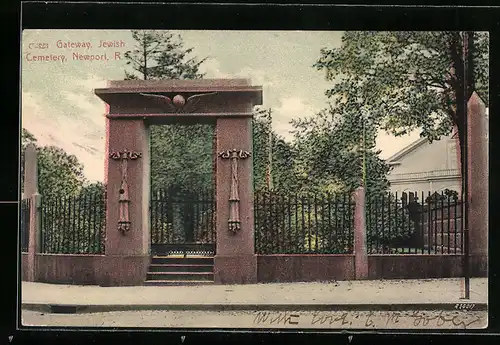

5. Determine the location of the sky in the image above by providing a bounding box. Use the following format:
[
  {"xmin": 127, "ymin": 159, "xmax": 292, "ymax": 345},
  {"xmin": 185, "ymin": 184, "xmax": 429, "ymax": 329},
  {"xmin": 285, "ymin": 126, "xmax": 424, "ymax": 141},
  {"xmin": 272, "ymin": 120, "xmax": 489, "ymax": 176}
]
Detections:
[{"xmin": 21, "ymin": 30, "xmax": 421, "ymax": 182}]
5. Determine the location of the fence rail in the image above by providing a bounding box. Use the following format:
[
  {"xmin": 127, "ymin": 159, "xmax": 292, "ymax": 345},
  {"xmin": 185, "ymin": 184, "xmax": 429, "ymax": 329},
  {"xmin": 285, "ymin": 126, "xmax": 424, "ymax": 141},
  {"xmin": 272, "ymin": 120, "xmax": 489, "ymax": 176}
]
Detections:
[
  {"xmin": 255, "ymin": 191, "xmax": 355, "ymax": 254},
  {"xmin": 20, "ymin": 199, "xmax": 31, "ymax": 252},
  {"xmin": 40, "ymin": 192, "xmax": 106, "ymax": 254},
  {"xmin": 366, "ymin": 191, "xmax": 463, "ymax": 255},
  {"xmin": 25, "ymin": 187, "xmax": 463, "ymax": 256},
  {"xmin": 150, "ymin": 188, "xmax": 215, "ymax": 246}
]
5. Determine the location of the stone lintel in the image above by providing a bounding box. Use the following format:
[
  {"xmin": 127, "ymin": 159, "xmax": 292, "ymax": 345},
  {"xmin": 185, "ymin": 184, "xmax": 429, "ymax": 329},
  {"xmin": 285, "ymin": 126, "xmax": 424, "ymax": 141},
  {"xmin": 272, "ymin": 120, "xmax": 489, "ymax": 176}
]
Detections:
[{"xmin": 94, "ymin": 79, "xmax": 263, "ymax": 114}]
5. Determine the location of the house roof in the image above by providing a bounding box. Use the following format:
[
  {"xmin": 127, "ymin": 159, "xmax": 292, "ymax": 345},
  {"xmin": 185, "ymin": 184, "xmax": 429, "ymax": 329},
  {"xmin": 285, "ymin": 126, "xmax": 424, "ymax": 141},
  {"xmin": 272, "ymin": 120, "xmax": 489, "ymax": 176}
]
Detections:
[
  {"xmin": 384, "ymin": 102, "xmax": 488, "ymax": 164},
  {"xmin": 384, "ymin": 137, "xmax": 429, "ymax": 163}
]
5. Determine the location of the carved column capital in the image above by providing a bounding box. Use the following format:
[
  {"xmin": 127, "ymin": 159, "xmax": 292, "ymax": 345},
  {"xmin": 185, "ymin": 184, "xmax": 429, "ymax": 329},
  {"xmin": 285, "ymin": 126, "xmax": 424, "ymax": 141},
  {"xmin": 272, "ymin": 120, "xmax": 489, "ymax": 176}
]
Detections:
[
  {"xmin": 109, "ymin": 149, "xmax": 142, "ymax": 160},
  {"xmin": 218, "ymin": 149, "xmax": 251, "ymax": 160}
]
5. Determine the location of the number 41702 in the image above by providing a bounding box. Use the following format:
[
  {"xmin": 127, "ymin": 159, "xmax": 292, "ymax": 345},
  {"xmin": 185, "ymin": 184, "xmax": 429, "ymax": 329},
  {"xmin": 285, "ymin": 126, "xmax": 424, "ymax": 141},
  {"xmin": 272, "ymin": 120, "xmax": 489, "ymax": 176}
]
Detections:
[{"xmin": 455, "ymin": 303, "xmax": 475, "ymax": 310}]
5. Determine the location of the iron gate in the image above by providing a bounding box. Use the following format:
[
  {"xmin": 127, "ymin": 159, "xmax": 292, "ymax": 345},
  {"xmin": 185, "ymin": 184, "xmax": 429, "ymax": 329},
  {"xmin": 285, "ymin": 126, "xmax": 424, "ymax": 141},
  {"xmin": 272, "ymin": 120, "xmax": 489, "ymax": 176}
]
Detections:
[{"xmin": 150, "ymin": 188, "xmax": 215, "ymax": 256}]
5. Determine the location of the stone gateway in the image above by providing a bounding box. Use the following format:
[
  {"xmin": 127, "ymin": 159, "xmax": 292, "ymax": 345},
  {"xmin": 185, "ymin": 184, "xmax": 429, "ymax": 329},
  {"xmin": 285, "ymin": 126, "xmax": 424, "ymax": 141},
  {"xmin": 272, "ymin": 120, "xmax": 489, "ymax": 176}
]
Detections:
[{"xmin": 94, "ymin": 79, "xmax": 262, "ymax": 286}]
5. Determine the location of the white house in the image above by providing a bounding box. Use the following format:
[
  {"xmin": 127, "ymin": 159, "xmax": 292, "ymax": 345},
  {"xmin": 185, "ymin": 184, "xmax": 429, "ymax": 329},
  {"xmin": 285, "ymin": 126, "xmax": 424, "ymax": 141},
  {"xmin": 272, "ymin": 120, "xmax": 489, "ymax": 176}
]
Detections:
[
  {"xmin": 385, "ymin": 133, "xmax": 462, "ymax": 196},
  {"xmin": 385, "ymin": 107, "xmax": 488, "ymax": 196}
]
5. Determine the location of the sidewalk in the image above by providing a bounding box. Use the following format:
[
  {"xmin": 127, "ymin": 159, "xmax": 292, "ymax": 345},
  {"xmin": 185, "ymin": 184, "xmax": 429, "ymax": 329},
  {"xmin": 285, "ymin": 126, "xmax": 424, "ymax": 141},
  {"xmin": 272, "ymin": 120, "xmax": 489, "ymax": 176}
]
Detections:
[{"xmin": 21, "ymin": 278, "xmax": 488, "ymax": 314}]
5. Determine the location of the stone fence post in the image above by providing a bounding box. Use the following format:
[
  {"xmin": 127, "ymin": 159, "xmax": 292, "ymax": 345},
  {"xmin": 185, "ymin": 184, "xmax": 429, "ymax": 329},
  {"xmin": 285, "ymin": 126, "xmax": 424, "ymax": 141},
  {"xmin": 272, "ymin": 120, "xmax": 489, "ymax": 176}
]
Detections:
[
  {"xmin": 466, "ymin": 92, "xmax": 488, "ymax": 276},
  {"xmin": 24, "ymin": 143, "xmax": 41, "ymax": 282},
  {"xmin": 27, "ymin": 193, "xmax": 42, "ymax": 281},
  {"xmin": 353, "ymin": 186, "xmax": 368, "ymax": 279}
]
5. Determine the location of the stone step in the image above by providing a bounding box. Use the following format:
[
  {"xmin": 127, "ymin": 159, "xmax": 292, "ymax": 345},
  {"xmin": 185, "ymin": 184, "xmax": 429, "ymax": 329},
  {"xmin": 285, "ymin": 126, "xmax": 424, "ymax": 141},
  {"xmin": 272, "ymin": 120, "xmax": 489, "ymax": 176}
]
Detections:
[
  {"xmin": 151, "ymin": 256, "xmax": 214, "ymax": 265},
  {"xmin": 149, "ymin": 264, "xmax": 213, "ymax": 273},
  {"xmin": 146, "ymin": 271, "xmax": 214, "ymax": 281},
  {"xmin": 143, "ymin": 280, "xmax": 215, "ymax": 286},
  {"xmin": 151, "ymin": 244, "xmax": 215, "ymax": 257}
]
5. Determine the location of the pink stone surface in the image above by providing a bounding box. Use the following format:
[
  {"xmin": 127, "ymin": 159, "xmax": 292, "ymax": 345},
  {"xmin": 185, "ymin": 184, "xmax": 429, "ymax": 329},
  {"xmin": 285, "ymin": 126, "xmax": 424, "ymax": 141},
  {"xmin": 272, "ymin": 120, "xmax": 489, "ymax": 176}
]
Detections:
[
  {"xmin": 466, "ymin": 93, "xmax": 488, "ymax": 262},
  {"xmin": 21, "ymin": 253, "xmax": 29, "ymax": 281},
  {"xmin": 21, "ymin": 253, "xmax": 485, "ymax": 284},
  {"xmin": 98, "ymin": 255, "xmax": 151, "ymax": 286},
  {"xmin": 35, "ymin": 254, "xmax": 104, "ymax": 285},
  {"xmin": 257, "ymin": 255, "xmax": 355, "ymax": 282},
  {"xmin": 215, "ymin": 118, "xmax": 254, "ymax": 256},
  {"xmin": 23, "ymin": 144, "xmax": 38, "ymax": 198},
  {"xmin": 106, "ymin": 94, "xmax": 257, "ymax": 116},
  {"xmin": 214, "ymin": 255, "xmax": 257, "ymax": 284},
  {"xmin": 24, "ymin": 144, "xmax": 39, "ymax": 282},
  {"xmin": 94, "ymin": 79, "xmax": 262, "ymax": 286},
  {"xmin": 106, "ymin": 78, "xmax": 252, "ymax": 89},
  {"xmin": 95, "ymin": 79, "xmax": 262, "ymax": 116},
  {"xmin": 214, "ymin": 117, "xmax": 257, "ymax": 284},
  {"xmin": 105, "ymin": 119, "xmax": 149, "ymax": 256},
  {"xmin": 103, "ymin": 103, "xmax": 110, "ymax": 184},
  {"xmin": 27, "ymin": 194, "xmax": 41, "ymax": 282},
  {"xmin": 368, "ymin": 255, "xmax": 465, "ymax": 279}
]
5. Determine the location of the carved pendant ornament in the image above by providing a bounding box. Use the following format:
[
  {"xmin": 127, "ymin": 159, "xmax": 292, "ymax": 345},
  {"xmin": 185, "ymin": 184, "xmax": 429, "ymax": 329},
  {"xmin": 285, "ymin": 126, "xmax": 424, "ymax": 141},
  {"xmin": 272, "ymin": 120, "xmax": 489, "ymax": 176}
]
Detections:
[
  {"xmin": 139, "ymin": 92, "xmax": 218, "ymax": 113},
  {"xmin": 218, "ymin": 149, "xmax": 251, "ymax": 234},
  {"xmin": 109, "ymin": 149, "xmax": 142, "ymax": 235}
]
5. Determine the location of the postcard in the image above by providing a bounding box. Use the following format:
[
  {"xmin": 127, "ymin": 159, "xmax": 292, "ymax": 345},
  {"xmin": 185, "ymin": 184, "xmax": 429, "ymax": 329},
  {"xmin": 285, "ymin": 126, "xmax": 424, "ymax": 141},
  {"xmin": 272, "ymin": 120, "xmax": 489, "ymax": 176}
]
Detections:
[{"xmin": 20, "ymin": 29, "xmax": 488, "ymax": 330}]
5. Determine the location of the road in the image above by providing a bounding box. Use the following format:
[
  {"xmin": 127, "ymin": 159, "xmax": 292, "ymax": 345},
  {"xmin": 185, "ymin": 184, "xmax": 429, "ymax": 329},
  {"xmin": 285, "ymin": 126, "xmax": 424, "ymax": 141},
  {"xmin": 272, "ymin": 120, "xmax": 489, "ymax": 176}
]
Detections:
[{"xmin": 21, "ymin": 309, "xmax": 488, "ymax": 329}]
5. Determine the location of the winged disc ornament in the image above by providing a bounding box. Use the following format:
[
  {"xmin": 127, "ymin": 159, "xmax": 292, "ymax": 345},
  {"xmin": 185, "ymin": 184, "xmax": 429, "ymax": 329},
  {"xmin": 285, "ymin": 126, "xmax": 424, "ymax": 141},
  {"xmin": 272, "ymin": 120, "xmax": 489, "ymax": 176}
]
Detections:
[{"xmin": 139, "ymin": 92, "xmax": 218, "ymax": 113}]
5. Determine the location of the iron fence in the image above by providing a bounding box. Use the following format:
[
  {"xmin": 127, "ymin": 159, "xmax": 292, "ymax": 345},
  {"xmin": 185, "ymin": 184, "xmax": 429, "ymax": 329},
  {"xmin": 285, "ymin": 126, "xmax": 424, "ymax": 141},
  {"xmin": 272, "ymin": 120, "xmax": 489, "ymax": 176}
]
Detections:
[
  {"xmin": 40, "ymin": 192, "xmax": 106, "ymax": 254},
  {"xmin": 33, "ymin": 187, "xmax": 463, "ymax": 256},
  {"xmin": 255, "ymin": 190, "xmax": 355, "ymax": 254},
  {"xmin": 366, "ymin": 191, "xmax": 463, "ymax": 254},
  {"xmin": 20, "ymin": 199, "xmax": 31, "ymax": 252},
  {"xmin": 150, "ymin": 188, "xmax": 216, "ymax": 245}
]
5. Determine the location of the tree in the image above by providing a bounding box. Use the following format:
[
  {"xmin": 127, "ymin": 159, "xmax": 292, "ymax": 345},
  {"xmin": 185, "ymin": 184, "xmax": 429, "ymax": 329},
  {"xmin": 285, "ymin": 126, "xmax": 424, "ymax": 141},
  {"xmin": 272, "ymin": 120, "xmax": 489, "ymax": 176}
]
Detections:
[
  {"xmin": 314, "ymin": 31, "xmax": 489, "ymax": 196},
  {"xmin": 21, "ymin": 129, "xmax": 97, "ymax": 254},
  {"xmin": 38, "ymin": 146, "xmax": 86, "ymax": 199},
  {"xmin": 21, "ymin": 128, "xmax": 86, "ymax": 199},
  {"xmin": 124, "ymin": 30, "xmax": 206, "ymax": 80},
  {"xmin": 291, "ymin": 105, "xmax": 390, "ymax": 197},
  {"xmin": 149, "ymin": 123, "xmax": 214, "ymax": 192},
  {"xmin": 124, "ymin": 30, "xmax": 212, "ymax": 193},
  {"xmin": 252, "ymin": 107, "xmax": 300, "ymax": 192}
]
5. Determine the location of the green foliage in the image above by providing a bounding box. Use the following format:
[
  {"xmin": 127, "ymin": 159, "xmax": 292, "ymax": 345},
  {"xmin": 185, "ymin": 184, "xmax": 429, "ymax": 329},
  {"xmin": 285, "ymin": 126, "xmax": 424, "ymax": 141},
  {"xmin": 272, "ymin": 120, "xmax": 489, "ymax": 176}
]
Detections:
[
  {"xmin": 255, "ymin": 190, "xmax": 354, "ymax": 254},
  {"xmin": 424, "ymin": 188, "xmax": 460, "ymax": 204},
  {"xmin": 40, "ymin": 189, "xmax": 106, "ymax": 254},
  {"xmin": 32, "ymin": 31, "xmax": 480, "ymax": 256},
  {"xmin": 20, "ymin": 128, "xmax": 105, "ymax": 254},
  {"xmin": 252, "ymin": 108, "xmax": 300, "ymax": 192},
  {"xmin": 79, "ymin": 181, "xmax": 106, "ymax": 197},
  {"xmin": 150, "ymin": 124, "xmax": 214, "ymax": 192},
  {"xmin": 124, "ymin": 30, "xmax": 213, "ymax": 192},
  {"xmin": 21, "ymin": 129, "xmax": 86, "ymax": 199},
  {"xmin": 314, "ymin": 31, "xmax": 488, "ymax": 156},
  {"xmin": 37, "ymin": 146, "xmax": 86, "ymax": 199},
  {"xmin": 365, "ymin": 193, "xmax": 414, "ymax": 253},
  {"xmin": 291, "ymin": 106, "xmax": 390, "ymax": 197},
  {"xmin": 124, "ymin": 30, "xmax": 206, "ymax": 80},
  {"xmin": 150, "ymin": 188, "xmax": 215, "ymax": 245}
]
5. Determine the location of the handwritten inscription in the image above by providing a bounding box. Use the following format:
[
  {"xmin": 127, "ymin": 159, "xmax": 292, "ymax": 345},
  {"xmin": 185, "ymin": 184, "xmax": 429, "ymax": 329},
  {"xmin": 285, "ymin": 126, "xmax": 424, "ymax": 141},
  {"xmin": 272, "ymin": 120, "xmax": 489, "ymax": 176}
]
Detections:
[
  {"xmin": 253, "ymin": 311, "xmax": 300, "ymax": 325},
  {"xmin": 253, "ymin": 310, "xmax": 485, "ymax": 329}
]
